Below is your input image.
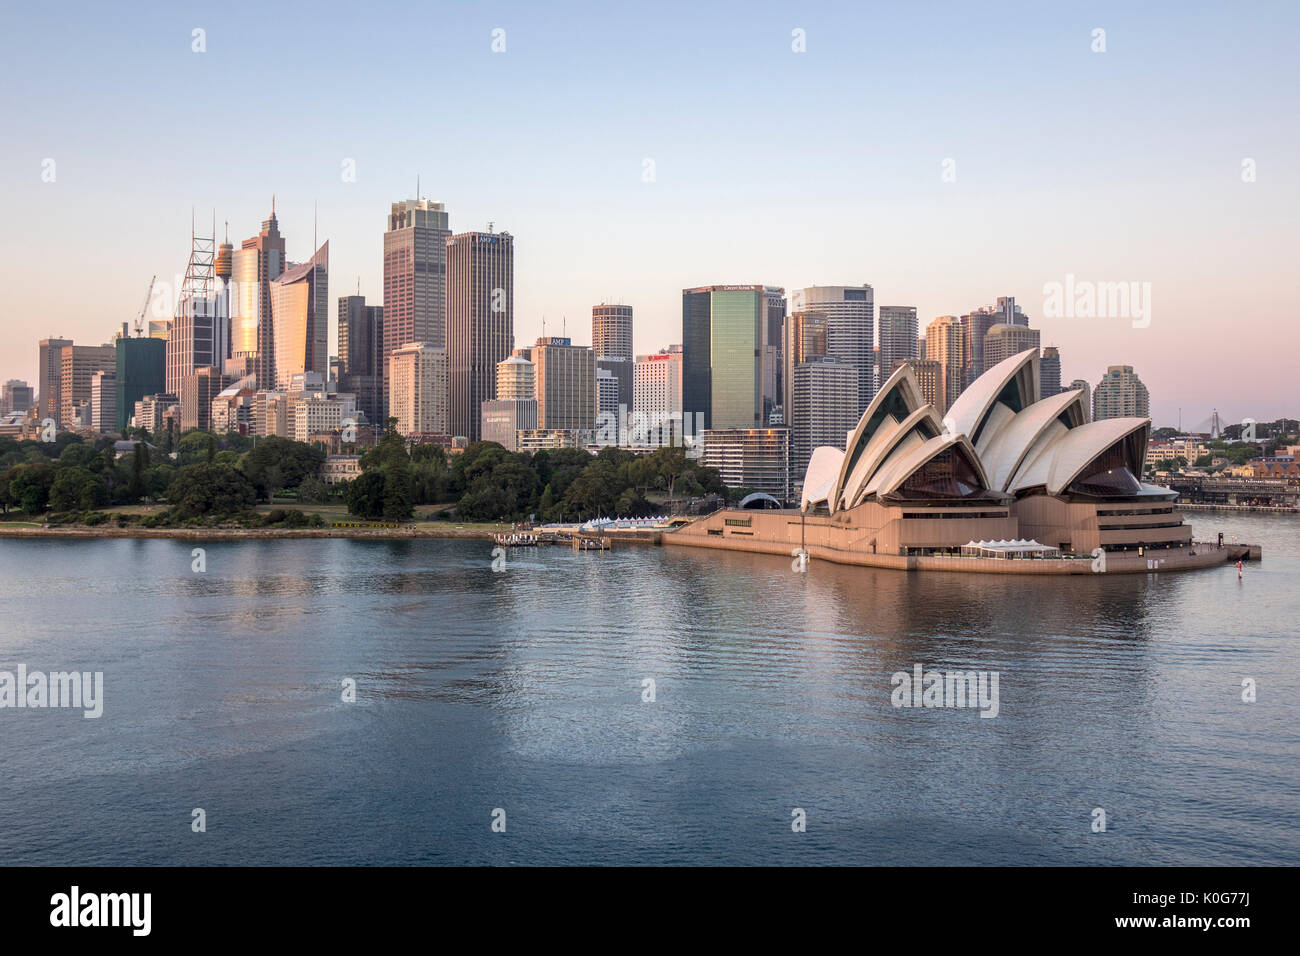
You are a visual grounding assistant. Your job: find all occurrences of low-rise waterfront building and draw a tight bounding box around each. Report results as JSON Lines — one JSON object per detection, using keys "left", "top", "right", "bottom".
{"left": 701, "top": 427, "right": 792, "bottom": 503}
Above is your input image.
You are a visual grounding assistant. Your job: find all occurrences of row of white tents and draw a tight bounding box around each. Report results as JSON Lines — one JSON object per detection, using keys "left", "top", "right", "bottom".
{"left": 959, "top": 539, "right": 1062, "bottom": 559}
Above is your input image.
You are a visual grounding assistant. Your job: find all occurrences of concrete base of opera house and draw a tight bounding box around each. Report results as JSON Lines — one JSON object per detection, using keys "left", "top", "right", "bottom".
{"left": 663, "top": 506, "right": 1256, "bottom": 575}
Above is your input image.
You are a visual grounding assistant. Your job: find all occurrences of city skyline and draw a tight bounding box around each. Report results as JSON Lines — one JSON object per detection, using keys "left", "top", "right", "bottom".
{"left": 2, "top": 2, "right": 1296, "bottom": 428}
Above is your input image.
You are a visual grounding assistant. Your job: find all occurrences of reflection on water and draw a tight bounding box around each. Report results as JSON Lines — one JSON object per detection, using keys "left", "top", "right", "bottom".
{"left": 0, "top": 513, "right": 1295, "bottom": 865}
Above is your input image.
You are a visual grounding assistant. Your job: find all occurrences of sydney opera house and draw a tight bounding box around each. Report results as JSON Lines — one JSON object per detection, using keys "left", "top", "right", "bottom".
{"left": 668, "top": 349, "right": 1243, "bottom": 573}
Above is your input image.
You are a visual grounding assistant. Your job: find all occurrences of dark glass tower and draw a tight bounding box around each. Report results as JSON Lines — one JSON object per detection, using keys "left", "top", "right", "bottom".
{"left": 446, "top": 231, "right": 513, "bottom": 441}
{"left": 115, "top": 334, "right": 165, "bottom": 432}
{"left": 681, "top": 289, "right": 712, "bottom": 430}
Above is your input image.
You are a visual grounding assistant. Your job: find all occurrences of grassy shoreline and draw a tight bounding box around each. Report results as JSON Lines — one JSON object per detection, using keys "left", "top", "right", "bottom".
{"left": 0, "top": 521, "right": 504, "bottom": 540}
{"left": 0, "top": 500, "right": 521, "bottom": 540}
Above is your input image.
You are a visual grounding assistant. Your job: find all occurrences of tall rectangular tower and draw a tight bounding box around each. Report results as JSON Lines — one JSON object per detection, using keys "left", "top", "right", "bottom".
{"left": 1040, "top": 346, "right": 1062, "bottom": 398}
{"left": 230, "top": 208, "right": 285, "bottom": 389}
{"left": 269, "top": 241, "right": 329, "bottom": 389}
{"left": 681, "top": 289, "right": 712, "bottom": 429}
{"left": 115, "top": 334, "right": 166, "bottom": 432}
{"left": 445, "top": 230, "right": 513, "bottom": 441}
{"left": 709, "top": 287, "right": 764, "bottom": 429}
{"left": 338, "top": 294, "right": 384, "bottom": 427}
{"left": 1, "top": 380, "right": 34, "bottom": 416}
{"left": 389, "top": 343, "right": 449, "bottom": 436}
{"left": 924, "top": 314, "right": 965, "bottom": 413}
{"left": 878, "top": 306, "right": 919, "bottom": 387}
{"left": 791, "top": 286, "right": 874, "bottom": 416}
{"left": 38, "top": 337, "right": 73, "bottom": 425}
{"left": 681, "top": 286, "right": 770, "bottom": 431}
{"left": 782, "top": 310, "right": 828, "bottom": 428}
{"left": 762, "top": 287, "right": 786, "bottom": 424}
{"left": 60, "top": 344, "right": 116, "bottom": 429}
{"left": 532, "top": 336, "right": 597, "bottom": 433}
{"left": 383, "top": 199, "right": 451, "bottom": 419}
{"left": 792, "top": 357, "right": 859, "bottom": 479}
{"left": 592, "top": 303, "right": 634, "bottom": 410}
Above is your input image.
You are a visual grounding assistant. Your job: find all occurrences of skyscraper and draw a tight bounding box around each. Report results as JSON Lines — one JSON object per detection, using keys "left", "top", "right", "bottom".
{"left": 166, "top": 294, "right": 225, "bottom": 397}
{"left": 389, "top": 343, "right": 449, "bottom": 436}
{"left": 38, "top": 337, "right": 72, "bottom": 425}
{"left": 1040, "top": 346, "right": 1062, "bottom": 398}
{"left": 681, "top": 285, "right": 773, "bottom": 431}
{"left": 115, "top": 330, "right": 165, "bottom": 432}
{"left": 681, "top": 288, "right": 712, "bottom": 429}
{"left": 790, "top": 286, "right": 874, "bottom": 415}
{"left": 982, "top": 324, "right": 1040, "bottom": 371}
{"left": 338, "top": 294, "right": 384, "bottom": 427}
{"left": 592, "top": 303, "right": 633, "bottom": 360}
{"left": 89, "top": 370, "right": 116, "bottom": 433}
{"left": 878, "top": 306, "right": 919, "bottom": 384}
{"left": 710, "top": 287, "right": 763, "bottom": 429}
{"left": 960, "top": 308, "right": 998, "bottom": 388}
{"left": 1093, "top": 365, "right": 1149, "bottom": 421}
{"left": 269, "top": 241, "right": 329, "bottom": 388}
{"left": 1070, "top": 379, "right": 1092, "bottom": 422}
{"left": 60, "top": 344, "right": 115, "bottom": 430}
{"left": 924, "top": 315, "right": 964, "bottom": 413}
{"left": 180, "top": 367, "right": 230, "bottom": 432}
{"left": 166, "top": 220, "right": 228, "bottom": 397}
{"left": 532, "top": 336, "right": 597, "bottom": 433}
{"left": 592, "top": 304, "right": 634, "bottom": 411}
{"left": 446, "top": 230, "right": 513, "bottom": 440}
{"left": 383, "top": 199, "right": 451, "bottom": 419}
{"left": 961, "top": 296, "right": 1028, "bottom": 385}
{"left": 597, "top": 367, "right": 621, "bottom": 423}
{"left": 231, "top": 207, "right": 285, "bottom": 389}
{"left": 892, "top": 358, "right": 945, "bottom": 414}
{"left": 1, "top": 380, "right": 34, "bottom": 416}
{"left": 995, "top": 295, "right": 1028, "bottom": 325}
{"left": 634, "top": 346, "right": 684, "bottom": 442}
{"left": 791, "top": 356, "right": 859, "bottom": 479}
{"left": 762, "top": 288, "right": 787, "bottom": 424}
{"left": 596, "top": 356, "right": 631, "bottom": 415}
{"left": 782, "top": 310, "right": 829, "bottom": 424}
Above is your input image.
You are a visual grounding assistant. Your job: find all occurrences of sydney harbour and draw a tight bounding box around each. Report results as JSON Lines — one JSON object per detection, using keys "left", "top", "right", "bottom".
{"left": 0, "top": 512, "right": 1294, "bottom": 867}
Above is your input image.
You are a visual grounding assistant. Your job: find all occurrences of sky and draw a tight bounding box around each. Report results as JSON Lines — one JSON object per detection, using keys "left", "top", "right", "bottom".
{"left": 1, "top": 0, "right": 1296, "bottom": 429}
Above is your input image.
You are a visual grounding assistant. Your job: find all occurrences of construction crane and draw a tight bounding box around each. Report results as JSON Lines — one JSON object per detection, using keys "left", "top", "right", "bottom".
{"left": 133, "top": 275, "right": 156, "bottom": 336}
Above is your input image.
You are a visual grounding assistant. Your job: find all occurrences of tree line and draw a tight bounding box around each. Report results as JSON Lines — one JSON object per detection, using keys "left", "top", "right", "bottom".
{"left": 1, "top": 419, "right": 728, "bottom": 526}
{"left": 345, "top": 420, "right": 726, "bottom": 522}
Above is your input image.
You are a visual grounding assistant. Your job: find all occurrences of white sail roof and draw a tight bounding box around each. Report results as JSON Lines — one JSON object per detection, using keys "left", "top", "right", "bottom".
{"left": 943, "top": 348, "right": 1039, "bottom": 441}
{"left": 841, "top": 405, "right": 945, "bottom": 509}
{"left": 801, "top": 446, "right": 845, "bottom": 512}
{"left": 829, "top": 363, "right": 925, "bottom": 513}
{"left": 1009, "top": 417, "right": 1149, "bottom": 495}
{"left": 981, "top": 388, "right": 1087, "bottom": 491}
{"left": 868, "top": 433, "right": 990, "bottom": 498}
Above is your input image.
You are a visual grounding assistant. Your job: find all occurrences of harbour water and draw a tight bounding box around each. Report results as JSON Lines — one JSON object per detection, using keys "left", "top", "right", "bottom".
{"left": 0, "top": 513, "right": 1295, "bottom": 865}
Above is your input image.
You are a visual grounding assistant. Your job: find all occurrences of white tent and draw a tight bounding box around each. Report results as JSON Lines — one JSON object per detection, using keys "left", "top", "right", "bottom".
{"left": 960, "top": 539, "right": 1061, "bottom": 559}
